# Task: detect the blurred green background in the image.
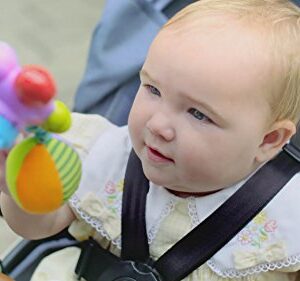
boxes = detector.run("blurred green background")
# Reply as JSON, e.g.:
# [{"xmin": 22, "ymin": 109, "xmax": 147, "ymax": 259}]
[{"xmin": 0, "ymin": 0, "xmax": 105, "ymax": 257}]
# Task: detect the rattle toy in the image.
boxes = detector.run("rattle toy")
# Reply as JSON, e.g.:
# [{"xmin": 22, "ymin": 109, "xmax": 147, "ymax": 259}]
[{"xmin": 0, "ymin": 41, "xmax": 81, "ymax": 214}]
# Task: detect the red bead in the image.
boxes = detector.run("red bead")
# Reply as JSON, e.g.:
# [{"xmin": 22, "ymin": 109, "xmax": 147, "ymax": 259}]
[{"xmin": 15, "ymin": 65, "xmax": 56, "ymax": 106}]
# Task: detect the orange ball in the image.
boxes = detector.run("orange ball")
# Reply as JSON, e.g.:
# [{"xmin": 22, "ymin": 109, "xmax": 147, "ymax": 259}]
[{"xmin": 6, "ymin": 136, "xmax": 82, "ymax": 214}]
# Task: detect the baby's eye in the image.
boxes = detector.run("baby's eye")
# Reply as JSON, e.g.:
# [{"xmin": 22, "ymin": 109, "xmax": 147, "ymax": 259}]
[
  {"xmin": 145, "ymin": 85, "xmax": 161, "ymax": 96},
  {"xmin": 188, "ymin": 108, "xmax": 211, "ymax": 122}
]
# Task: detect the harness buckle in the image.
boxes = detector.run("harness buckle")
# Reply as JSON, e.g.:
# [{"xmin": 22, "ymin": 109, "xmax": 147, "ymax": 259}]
[{"xmin": 97, "ymin": 260, "xmax": 162, "ymax": 281}]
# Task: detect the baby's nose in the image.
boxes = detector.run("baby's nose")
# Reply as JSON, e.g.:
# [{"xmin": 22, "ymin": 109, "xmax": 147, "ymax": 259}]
[{"xmin": 146, "ymin": 112, "xmax": 175, "ymax": 141}]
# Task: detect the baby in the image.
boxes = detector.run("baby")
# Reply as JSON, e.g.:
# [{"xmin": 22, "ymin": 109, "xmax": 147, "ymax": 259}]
[{"xmin": 1, "ymin": 0, "xmax": 300, "ymax": 280}]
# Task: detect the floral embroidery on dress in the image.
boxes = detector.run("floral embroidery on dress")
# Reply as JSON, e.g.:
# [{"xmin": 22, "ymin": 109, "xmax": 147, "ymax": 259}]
[
  {"xmin": 233, "ymin": 211, "xmax": 287, "ymax": 270},
  {"xmin": 237, "ymin": 211, "xmax": 278, "ymax": 248},
  {"xmin": 104, "ymin": 179, "xmax": 124, "ymax": 215}
]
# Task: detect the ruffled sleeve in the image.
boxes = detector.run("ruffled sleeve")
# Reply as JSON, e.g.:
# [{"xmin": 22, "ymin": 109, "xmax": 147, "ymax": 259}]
[
  {"xmin": 60, "ymin": 112, "xmax": 113, "ymax": 160},
  {"xmin": 66, "ymin": 116, "xmax": 131, "ymax": 245}
]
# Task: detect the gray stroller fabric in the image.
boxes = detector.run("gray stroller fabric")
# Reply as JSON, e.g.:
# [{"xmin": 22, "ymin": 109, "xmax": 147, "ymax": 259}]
[{"xmin": 74, "ymin": 0, "xmax": 194, "ymax": 125}]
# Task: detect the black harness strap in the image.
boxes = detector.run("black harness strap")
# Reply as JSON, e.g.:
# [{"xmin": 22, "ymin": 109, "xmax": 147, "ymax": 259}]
[
  {"xmin": 121, "ymin": 149, "xmax": 150, "ymax": 262},
  {"xmin": 121, "ymin": 150, "xmax": 300, "ymax": 281}
]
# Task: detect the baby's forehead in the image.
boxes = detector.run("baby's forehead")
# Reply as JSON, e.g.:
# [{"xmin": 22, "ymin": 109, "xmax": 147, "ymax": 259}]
[
  {"xmin": 159, "ymin": 13, "xmax": 277, "ymax": 73},
  {"xmin": 146, "ymin": 17, "xmax": 279, "ymax": 110}
]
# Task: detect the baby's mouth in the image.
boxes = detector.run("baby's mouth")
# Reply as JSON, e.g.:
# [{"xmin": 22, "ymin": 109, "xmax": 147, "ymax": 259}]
[{"xmin": 147, "ymin": 146, "xmax": 174, "ymax": 163}]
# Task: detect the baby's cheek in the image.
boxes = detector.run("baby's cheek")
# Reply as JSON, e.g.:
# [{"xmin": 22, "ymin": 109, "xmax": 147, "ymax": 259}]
[{"xmin": 129, "ymin": 111, "xmax": 144, "ymax": 137}]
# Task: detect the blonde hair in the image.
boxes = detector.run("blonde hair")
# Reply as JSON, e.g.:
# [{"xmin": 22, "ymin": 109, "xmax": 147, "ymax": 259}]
[{"xmin": 163, "ymin": 0, "xmax": 300, "ymax": 123}]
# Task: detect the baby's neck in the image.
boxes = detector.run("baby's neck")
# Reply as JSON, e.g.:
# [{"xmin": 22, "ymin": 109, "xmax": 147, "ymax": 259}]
[{"xmin": 165, "ymin": 188, "xmax": 222, "ymax": 198}]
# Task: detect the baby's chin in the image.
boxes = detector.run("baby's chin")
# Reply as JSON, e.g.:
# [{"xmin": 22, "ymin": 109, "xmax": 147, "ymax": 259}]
[
  {"xmin": 145, "ymin": 171, "xmax": 220, "ymax": 194},
  {"xmin": 149, "ymin": 177, "xmax": 223, "ymax": 197},
  {"xmin": 164, "ymin": 187, "xmax": 224, "ymax": 198}
]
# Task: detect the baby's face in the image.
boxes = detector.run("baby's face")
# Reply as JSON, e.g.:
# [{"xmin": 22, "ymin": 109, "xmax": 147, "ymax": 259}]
[{"xmin": 128, "ymin": 18, "xmax": 275, "ymax": 193}]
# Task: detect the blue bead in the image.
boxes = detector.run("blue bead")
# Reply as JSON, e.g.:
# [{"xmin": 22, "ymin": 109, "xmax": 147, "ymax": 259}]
[{"xmin": 0, "ymin": 115, "xmax": 18, "ymax": 149}]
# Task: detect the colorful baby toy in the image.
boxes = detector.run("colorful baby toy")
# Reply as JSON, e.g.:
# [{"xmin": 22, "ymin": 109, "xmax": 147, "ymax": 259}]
[{"xmin": 0, "ymin": 41, "xmax": 81, "ymax": 214}]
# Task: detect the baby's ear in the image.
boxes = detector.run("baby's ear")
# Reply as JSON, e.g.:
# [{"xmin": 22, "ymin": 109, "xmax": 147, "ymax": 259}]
[{"xmin": 256, "ymin": 120, "xmax": 296, "ymax": 163}]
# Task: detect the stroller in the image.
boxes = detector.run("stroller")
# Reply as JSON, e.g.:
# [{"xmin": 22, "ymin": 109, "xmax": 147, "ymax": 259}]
[{"xmin": 0, "ymin": 227, "xmax": 78, "ymax": 281}]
